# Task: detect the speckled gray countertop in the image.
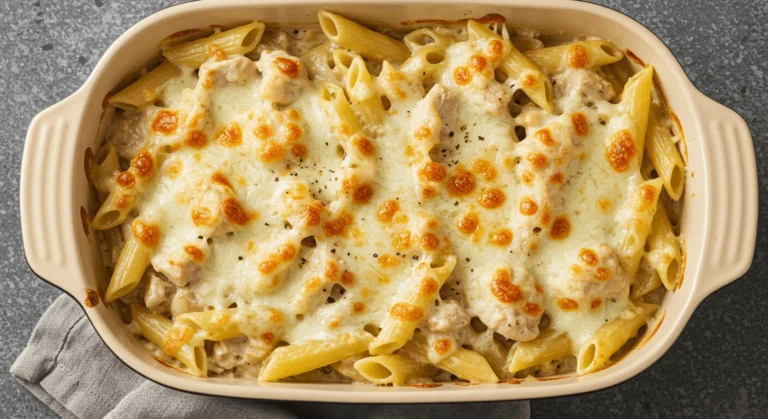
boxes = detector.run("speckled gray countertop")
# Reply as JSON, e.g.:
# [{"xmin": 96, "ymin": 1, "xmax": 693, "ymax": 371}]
[{"xmin": 1, "ymin": 0, "xmax": 765, "ymax": 417}]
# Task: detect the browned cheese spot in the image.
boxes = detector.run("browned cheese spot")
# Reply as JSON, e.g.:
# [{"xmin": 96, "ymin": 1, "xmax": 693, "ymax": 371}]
[
  {"xmin": 116, "ymin": 171, "xmax": 136, "ymax": 189},
  {"xmin": 634, "ymin": 184, "xmax": 658, "ymax": 212},
  {"xmin": 212, "ymin": 172, "xmax": 232, "ymax": 189},
  {"xmin": 526, "ymin": 152, "xmax": 548, "ymax": 169},
  {"xmin": 521, "ymin": 302, "xmax": 542, "ymax": 316},
  {"xmin": 414, "ymin": 126, "xmax": 432, "ymax": 140},
  {"xmin": 458, "ymin": 212, "xmax": 479, "ymax": 234},
  {"xmin": 571, "ymin": 112, "xmax": 590, "ymax": 136},
  {"xmin": 356, "ymin": 137, "xmax": 375, "ymax": 156},
  {"xmin": 132, "ymin": 150, "xmax": 155, "ymax": 177},
  {"xmin": 151, "ymin": 110, "xmax": 179, "ymax": 135},
  {"xmin": 550, "ymin": 216, "xmax": 570, "ymax": 239},
  {"xmin": 468, "ymin": 55, "xmax": 488, "ymax": 72},
  {"xmin": 490, "ymin": 269, "xmax": 523, "ymax": 303},
  {"xmin": 260, "ymin": 141, "xmax": 286, "ymax": 162},
  {"xmin": 207, "ymin": 43, "xmax": 227, "ymax": 61},
  {"xmin": 377, "ymin": 199, "xmax": 399, "ymax": 222},
  {"xmin": 567, "ymin": 44, "xmax": 589, "ymax": 68},
  {"xmin": 273, "ymin": 57, "xmax": 301, "ymax": 78},
  {"xmin": 479, "ymin": 188, "xmax": 506, "ymax": 209},
  {"xmin": 519, "ymin": 197, "xmax": 538, "ymax": 216},
  {"xmin": 579, "ymin": 248, "xmax": 598, "ymax": 266},
  {"xmin": 446, "ymin": 169, "xmax": 477, "ymax": 196},
  {"xmin": 471, "ymin": 158, "xmax": 497, "ymax": 181},
  {"xmin": 254, "ymin": 124, "xmax": 272, "ymax": 139},
  {"xmin": 453, "ymin": 66, "xmax": 472, "ymax": 85},
  {"xmin": 278, "ymin": 244, "xmax": 297, "ymax": 261},
  {"xmin": 520, "ymin": 73, "xmax": 538, "ymax": 88},
  {"xmin": 132, "ymin": 220, "xmax": 160, "ymax": 247},
  {"xmin": 422, "ymin": 161, "xmax": 447, "ymax": 182},
  {"xmin": 285, "ymin": 123, "xmax": 303, "ymax": 142},
  {"xmin": 390, "ymin": 302, "xmax": 424, "ymax": 322},
  {"xmin": 434, "ymin": 339, "xmax": 452, "ymax": 355},
  {"xmin": 341, "ymin": 271, "xmax": 355, "ymax": 285},
  {"xmin": 590, "ymin": 298, "xmax": 603, "ymax": 309},
  {"xmin": 184, "ymin": 245, "xmax": 205, "ymax": 262},
  {"xmin": 191, "ymin": 206, "xmax": 212, "ymax": 226},
  {"xmin": 221, "ymin": 198, "xmax": 249, "ymax": 225},
  {"xmin": 393, "ymin": 229, "xmax": 412, "ymax": 250},
  {"xmin": 490, "ymin": 229, "xmax": 513, "ymax": 246},
  {"xmin": 218, "ymin": 122, "xmax": 242, "ymax": 147},
  {"xmin": 557, "ymin": 298, "xmax": 579, "ymax": 311},
  {"xmin": 607, "ymin": 130, "xmax": 637, "ymax": 172},
  {"xmin": 420, "ymin": 233, "xmax": 440, "ymax": 251},
  {"xmin": 291, "ymin": 143, "xmax": 308, "ymax": 158},
  {"xmin": 185, "ymin": 130, "xmax": 208, "ymax": 149},
  {"xmin": 535, "ymin": 128, "xmax": 554, "ymax": 146},
  {"xmin": 353, "ymin": 184, "xmax": 373, "ymax": 204},
  {"xmin": 352, "ymin": 302, "xmax": 365, "ymax": 314},
  {"xmin": 595, "ymin": 267, "xmax": 612, "ymax": 281},
  {"xmin": 420, "ymin": 277, "xmax": 439, "ymax": 296}
]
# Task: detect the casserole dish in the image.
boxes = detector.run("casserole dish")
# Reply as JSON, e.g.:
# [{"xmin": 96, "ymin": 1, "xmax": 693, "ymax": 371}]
[{"xmin": 20, "ymin": 0, "xmax": 757, "ymax": 402}]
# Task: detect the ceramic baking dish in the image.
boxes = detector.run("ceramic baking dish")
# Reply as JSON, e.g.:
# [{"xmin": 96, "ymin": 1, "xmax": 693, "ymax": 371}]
[{"xmin": 20, "ymin": 0, "xmax": 757, "ymax": 402}]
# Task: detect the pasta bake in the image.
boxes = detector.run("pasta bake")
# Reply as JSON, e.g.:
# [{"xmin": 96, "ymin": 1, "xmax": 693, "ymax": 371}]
[{"xmin": 89, "ymin": 11, "xmax": 686, "ymax": 385}]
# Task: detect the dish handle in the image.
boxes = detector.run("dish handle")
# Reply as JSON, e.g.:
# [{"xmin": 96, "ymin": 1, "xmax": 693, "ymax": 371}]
[
  {"xmin": 694, "ymin": 91, "xmax": 758, "ymax": 300},
  {"xmin": 20, "ymin": 90, "xmax": 86, "ymax": 296}
]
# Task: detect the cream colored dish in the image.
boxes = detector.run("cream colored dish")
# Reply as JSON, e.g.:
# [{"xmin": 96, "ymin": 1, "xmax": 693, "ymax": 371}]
[{"xmin": 20, "ymin": 0, "xmax": 757, "ymax": 402}]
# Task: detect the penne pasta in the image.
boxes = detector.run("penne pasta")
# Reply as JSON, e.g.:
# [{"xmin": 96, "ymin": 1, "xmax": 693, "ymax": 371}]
[
  {"xmin": 467, "ymin": 20, "xmax": 554, "ymax": 112},
  {"xmin": 258, "ymin": 331, "xmax": 373, "ymax": 381},
  {"xmin": 620, "ymin": 65, "xmax": 655, "ymax": 155},
  {"xmin": 646, "ymin": 205, "xmax": 682, "ymax": 290},
  {"xmin": 354, "ymin": 354, "xmax": 422, "ymax": 385},
  {"xmin": 369, "ymin": 256, "xmax": 457, "ymax": 355},
  {"xmin": 108, "ymin": 60, "xmax": 181, "ymax": 110},
  {"xmin": 616, "ymin": 178, "xmax": 663, "ymax": 277},
  {"xmin": 318, "ymin": 11, "xmax": 410, "ymax": 64},
  {"xmin": 404, "ymin": 335, "xmax": 499, "ymax": 383},
  {"xmin": 508, "ymin": 330, "xmax": 574, "ymax": 374},
  {"xmin": 524, "ymin": 40, "xmax": 624, "ymax": 75},
  {"xmin": 163, "ymin": 21, "xmax": 265, "ymax": 68},
  {"xmin": 132, "ymin": 304, "xmax": 207, "ymax": 376},
  {"xmin": 105, "ymin": 219, "xmax": 159, "ymax": 302},
  {"xmin": 646, "ymin": 111, "xmax": 686, "ymax": 200},
  {"xmin": 577, "ymin": 302, "xmax": 658, "ymax": 374}
]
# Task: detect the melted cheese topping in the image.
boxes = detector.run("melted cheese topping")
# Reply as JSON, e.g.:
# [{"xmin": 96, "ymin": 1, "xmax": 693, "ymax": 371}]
[{"xmin": 101, "ymin": 24, "xmax": 665, "ymax": 378}]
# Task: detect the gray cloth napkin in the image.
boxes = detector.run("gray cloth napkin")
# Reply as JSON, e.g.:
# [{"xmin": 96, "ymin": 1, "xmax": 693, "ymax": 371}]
[{"xmin": 11, "ymin": 295, "xmax": 530, "ymax": 419}]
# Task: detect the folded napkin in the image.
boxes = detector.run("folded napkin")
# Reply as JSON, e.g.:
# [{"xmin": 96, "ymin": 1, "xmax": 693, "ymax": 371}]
[{"xmin": 11, "ymin": 295, "xmax": 530, "ymax": 419}]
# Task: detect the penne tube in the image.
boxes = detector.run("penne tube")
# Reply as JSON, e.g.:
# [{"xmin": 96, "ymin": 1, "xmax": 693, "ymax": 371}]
[
  {"xmin": 523, "ymin": 40, "xmax": 624, "ymax": 75},
  {"xmin": 163, "ymin": 21, "xmax": 265, "ymax": 68},
  {"xmin": 616, "ymin": 178, "xmax": 663, "ymax": 277},
  {"xmin": 105, "ymin": 219, "xmax": 159, "ymax": 302},
  {"xmin": 467, "ymin": 20, "xmax": 553, "ymax": 112},
  {"xmin": 258, "ymin": 331, "xmax": 373, "ymax": 381},
  {"xmin": 132, "ymin": 304, "xmax": 207, "ymax": 376},
  {"xmin": 300, "ymin": 41, "xmax": 336, "ymax": 81},
  {"xmin": 319, "ymin": 82, "xmax": 363, "ymax": 136},
  {"xmin": 620, "ymin": 65, "xmax": 654, "ymax": 155},
  {"xmin": 399, "ymin": 44, "xmax": 447, "ymax": 81},
  {"xmin": 317, "ymin": 11, "xmax": 410, "ymax": 64},
  {"xmin": 347, "ymin": 56, "xmax": 385, "ymax": 126},
  {"xmin": 403, "ymin": 28, "xmax": 455, "ymax": 52},
  {"xmin": 508, "ymin": 330, "xmax": 574, "ymax": 374},
  {"xmin": 577, "ymin": 302, "xmax": 658, "ymax": 374},
  {"xmin": 646, "ymin": 205, "xmax": 682, "ymax": 290},
  {"xmin": 108, "ymin": 60, "xmax": 181, "ymax": 110},
  {"xmin": 404, "ymin": 335, "xmax": 499, "ymax": 383},
  {"xmin": 646, "ymin": 111, "xmax": 685, "ymax": 200},
  {"xmin": 630, "ymin": 255, "xmax": 662, "ymax": 299},
  {"xmin": 91, "ymin": 149, "xmax": 158, "ymax": 230},
  {"xmin": 354, "ymin": 354, "xmax": 422, "ymax": 385},
  {"xmin": 369, "ymin": 256, "xmax": 457, "ymax": 355}
]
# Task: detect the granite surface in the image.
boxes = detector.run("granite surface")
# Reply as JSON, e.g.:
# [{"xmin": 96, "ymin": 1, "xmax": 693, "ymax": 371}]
[{"xmin": 0, "ymin": 0, "xmax": 765, "ymax": 417}]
